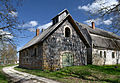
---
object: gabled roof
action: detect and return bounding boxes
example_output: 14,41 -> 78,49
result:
91,36 -> 119,50
19,9 -> 120,51
51,9 -> 69,20
19,14 -> 91,51
76,22 -> 120,50
76,22 -> 120,40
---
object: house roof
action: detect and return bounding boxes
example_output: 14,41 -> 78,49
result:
76,22 -> 120,40
19,9 -> 120,51
51,9 -> 69,20
91,36 -> 119,50
76,22 -> 120,50
19,14 -> 91,51
19,16 -> 65,51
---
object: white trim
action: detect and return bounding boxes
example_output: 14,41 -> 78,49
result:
64,25 -> 72,37
60,51 -> 73,68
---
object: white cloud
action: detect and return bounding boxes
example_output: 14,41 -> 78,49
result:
78,0 -> 118,14
103,19 -> 112,25
26,21 -> 52,32
9,11 -> 18,17
78,0 -> 116,26
22,21 -> 38,32
84,18 -> 113,25
84,18 -> 102,25
29,21 -> 38,27
28,28 -> 36,32
0,30 -> 13,39
38,22 -> 52,30
78,5 -> 90,11
21,21 -> 38,28
21,21 -> 52,32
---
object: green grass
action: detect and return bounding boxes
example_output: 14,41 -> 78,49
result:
0,66 -> 8,83
0,64 -> 17,83
15,65 -> 120,83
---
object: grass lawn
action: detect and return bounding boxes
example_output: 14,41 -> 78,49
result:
15,65 -> 120,83
0,65 -> 9,83
0,64 -> 17,83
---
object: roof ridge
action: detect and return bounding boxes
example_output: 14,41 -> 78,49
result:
76,21 -> 120,40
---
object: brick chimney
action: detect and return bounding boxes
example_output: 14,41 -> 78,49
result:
36,29 -> 40,36
92,22 -> 95,29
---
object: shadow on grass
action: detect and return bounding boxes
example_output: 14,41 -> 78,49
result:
55,66 -> 120,83
15,65 -> 120,83
88,65 -> 120,75
0,72 -> 7,81
0,67 -> 9,83
80,74 -> 120,83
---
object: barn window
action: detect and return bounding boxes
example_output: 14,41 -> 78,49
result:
34,48 -> 37,56
65,27 -> 70,37
112,52 -> 115,58
104,51 -> 106,58
27,50 -> 28,56
23,52 -> 25,57
100,51 -> 102,58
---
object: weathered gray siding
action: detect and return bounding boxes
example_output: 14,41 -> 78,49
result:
43,20 -> 87,70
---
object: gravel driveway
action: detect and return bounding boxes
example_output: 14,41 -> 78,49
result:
2,65 -> 60,83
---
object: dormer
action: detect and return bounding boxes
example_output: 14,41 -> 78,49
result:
52,9 -> 69,25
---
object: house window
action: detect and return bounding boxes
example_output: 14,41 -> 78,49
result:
34,48 -> 37,56
112,52 -> 115,58
27,50 -> 28,56
53,18 -> 58,25
59,12 -> 67,22
100,51 -> 102,58
27,58 -> 29,63
104,51 -> 106,58
20,52 -> 22,56
65,27 -> 70,37
23,52 -> 25,57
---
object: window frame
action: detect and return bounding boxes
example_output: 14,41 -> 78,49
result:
62,52 -> 74,67
26,50 -> 29,56
64,25 -> 72,38
112,52 -> 115,58
65,27 -> 70,37
104,51 -> 106,58
100,51 -> 102,58
34,47 -> 37,56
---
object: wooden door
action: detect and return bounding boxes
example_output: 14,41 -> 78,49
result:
62,53 -> 73,67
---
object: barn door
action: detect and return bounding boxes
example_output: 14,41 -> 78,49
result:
62,53 -> 73,67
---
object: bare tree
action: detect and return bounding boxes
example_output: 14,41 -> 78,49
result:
0,0 -> 25,45
91,0 -> 120,33
0,43 -> 17,65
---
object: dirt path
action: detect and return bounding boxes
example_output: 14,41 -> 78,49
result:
2,66 -> 60,83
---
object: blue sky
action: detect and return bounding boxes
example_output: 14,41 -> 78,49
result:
16,0 -> 93,50
16,0 -> 118,51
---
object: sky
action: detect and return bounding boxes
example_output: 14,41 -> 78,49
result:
16,0 -> 119,51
